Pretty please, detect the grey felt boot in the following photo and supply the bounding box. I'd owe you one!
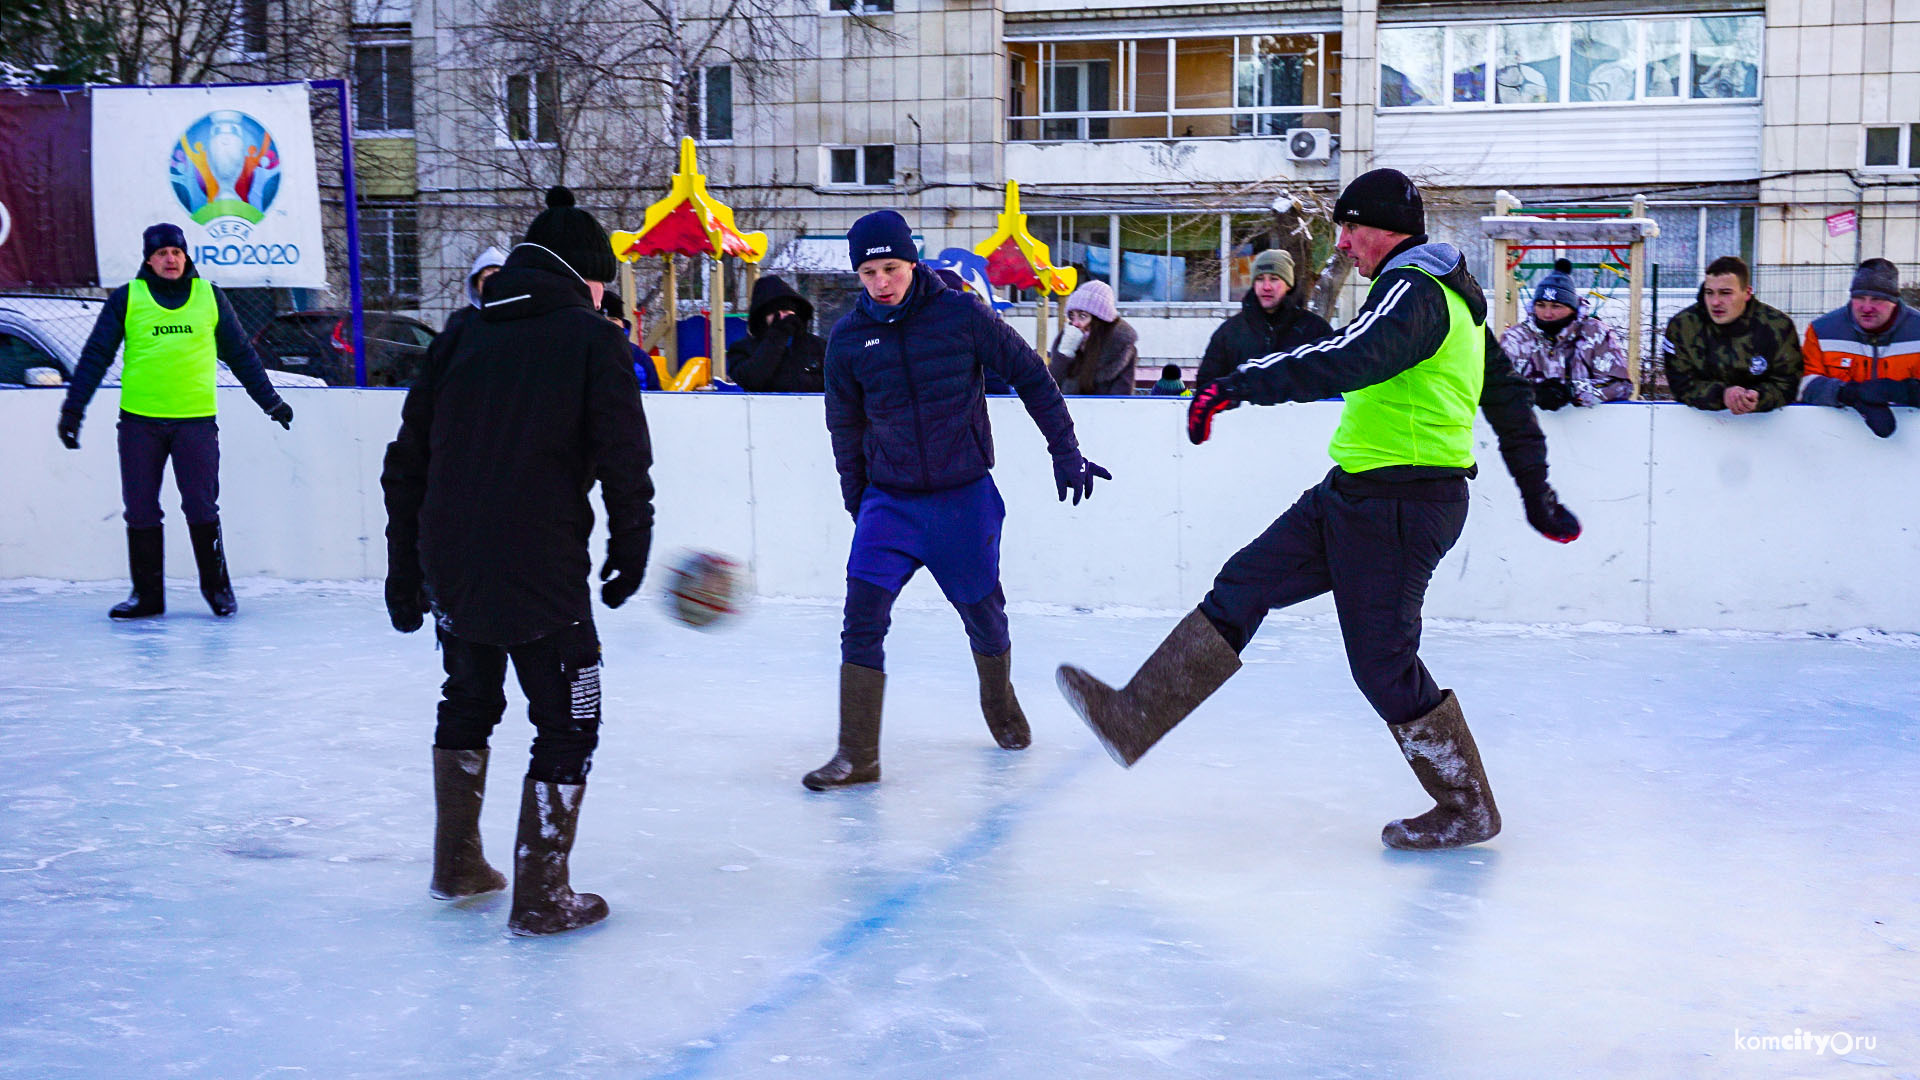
[429,748,508,900]
[1056,607,1243,767]
[973,649,1030,750]
[508,776,608,935]
[1381,690,1501,850]
[803,663,885,790]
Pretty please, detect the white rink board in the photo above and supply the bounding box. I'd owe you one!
[2,388,1916,632]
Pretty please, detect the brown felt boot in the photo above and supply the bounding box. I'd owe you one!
[1381,690,1501,850]
[508,776,608,936]
[429,748,507,900]
[1055,607,1243,767]
[973,649,1030,750]
[802,663,885,790]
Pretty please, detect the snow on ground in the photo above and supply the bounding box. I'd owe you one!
[1,581,1915,1078]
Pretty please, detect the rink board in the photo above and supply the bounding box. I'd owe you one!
[2,388,1915,632]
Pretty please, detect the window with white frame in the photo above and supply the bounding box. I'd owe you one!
[353,36,413,133]
[822,145,894,187]
[1863,125,1920,171]
[826,0,892,13]
[1380,14,1760,108]
[1007,33,1339,142]
[234,0,269,55]
[688,65,732,142]
[1016,211,1317,304]
[503,70,560,145]
[360,202,420,305]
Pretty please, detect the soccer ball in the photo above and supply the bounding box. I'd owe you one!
[663,550,744,629]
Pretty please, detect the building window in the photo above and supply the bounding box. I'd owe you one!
[826,0,892,13]
[504,70,560,145]
[353,39,413,133]
[1007,34,1339,142]
[1381,13,1761,109]
[1016,210,1320,305]
[688,65,732,142]
[235,0,269,54]
[1864,125,1920,170]
[360,202,420,305]
[822,144,894,187]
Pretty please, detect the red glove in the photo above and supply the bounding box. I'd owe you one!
[1187,381,1240,445]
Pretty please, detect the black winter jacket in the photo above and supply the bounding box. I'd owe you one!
[726,274,826,392]
[381,244,655,646]
[824,266,1080,513]
[1195,289,1335,389]
[1220,237,1552,497]
[62,260,284,421]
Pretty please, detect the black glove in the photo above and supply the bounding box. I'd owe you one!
[56,409,81,450]
[268,401,294,430]
[385,573,430,633]
[1836,382,1897,438]
[1523,485,1582,544]
[1533,380,1571,411]
[773,311,805,337]
[1187,380,1240,445]
[598,530,650,609]
[1052,452,1112,505]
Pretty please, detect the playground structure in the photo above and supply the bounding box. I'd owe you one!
[1482,192,1660,398]
[974,181,1077,351]
[611,137,768,389]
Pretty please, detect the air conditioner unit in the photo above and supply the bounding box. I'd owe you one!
[1285,127,1332,161]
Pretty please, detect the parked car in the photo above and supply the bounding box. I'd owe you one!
[252,310,438,387]
[0,294,325,388]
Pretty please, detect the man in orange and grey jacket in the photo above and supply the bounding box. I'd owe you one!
[1798,258,1920,438]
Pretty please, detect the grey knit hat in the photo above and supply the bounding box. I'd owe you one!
[1850,258,1900,302]
[1251,249,1295,286]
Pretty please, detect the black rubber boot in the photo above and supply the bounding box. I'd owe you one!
[1056,607,1243,767]
[1382,690,1501,850]
[430,748,508,900]
[508,776,608,936]
[803,663,884,790]
[109,527,166,620]
[188,520,237,617]
[973,649,1030,750]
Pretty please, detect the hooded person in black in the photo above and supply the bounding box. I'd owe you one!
[381,186,654,936]
[725,274,826,392]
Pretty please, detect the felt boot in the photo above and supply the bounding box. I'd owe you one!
[1056,607,1242,766]
[1381,690,1501,850]
[430,748,508,900]
[973,649,1030,750]
[508,776,608,935]
[189,520,237,617]
[802,663,885,790]
[109,527,166,620]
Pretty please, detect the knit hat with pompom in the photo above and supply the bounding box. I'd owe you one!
[523,186,618,283]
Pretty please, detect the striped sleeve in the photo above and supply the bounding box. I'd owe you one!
[1224,271,1450,405]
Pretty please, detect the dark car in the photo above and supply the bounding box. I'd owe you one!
[253,310,438,387]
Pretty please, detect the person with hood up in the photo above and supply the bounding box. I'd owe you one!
[725,274,826,392]
[1059,169,1583,852]
[441,245,509,338]
[56,222,294,620]
[1047,279,1139,395]
[806,210,1110,791]
[381,186,654,936]
[1498,258,1632,409]
[1195,248,1334,389]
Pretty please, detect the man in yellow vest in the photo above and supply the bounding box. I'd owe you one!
[57,223,294,619]
[1058,170,1582,851]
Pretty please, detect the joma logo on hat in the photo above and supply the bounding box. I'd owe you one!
[865,246,893,255]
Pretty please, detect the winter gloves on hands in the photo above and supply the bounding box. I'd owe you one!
[1523,485,1582,544]
[1836,378,1917,438]
[1187,380,1240,445]
[56,409,81,450]
[268,401,294,430]
[598,530,650,609]
[386,570,431,633]
[1532,380,1572,411]
[1052,452,1112,505]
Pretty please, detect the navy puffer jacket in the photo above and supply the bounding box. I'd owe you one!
[824,266,1079,512]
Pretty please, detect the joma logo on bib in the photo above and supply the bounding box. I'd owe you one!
[150,323,196,337]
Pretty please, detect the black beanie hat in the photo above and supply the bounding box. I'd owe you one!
[1333,168,1425,235]
[1850,258,1900,302]
[847,210,917,269]
[523,186,618,284]
[143,223,188,259]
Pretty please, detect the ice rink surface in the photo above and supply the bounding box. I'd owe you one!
[2,581,1916,1079]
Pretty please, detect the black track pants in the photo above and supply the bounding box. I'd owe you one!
[1198,470,1467,726]
[433,620,602,784]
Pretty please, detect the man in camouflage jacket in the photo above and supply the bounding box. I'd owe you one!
[1662,255,1801,414]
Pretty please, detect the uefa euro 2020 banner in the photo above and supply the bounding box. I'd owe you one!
[91,84,327,289]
